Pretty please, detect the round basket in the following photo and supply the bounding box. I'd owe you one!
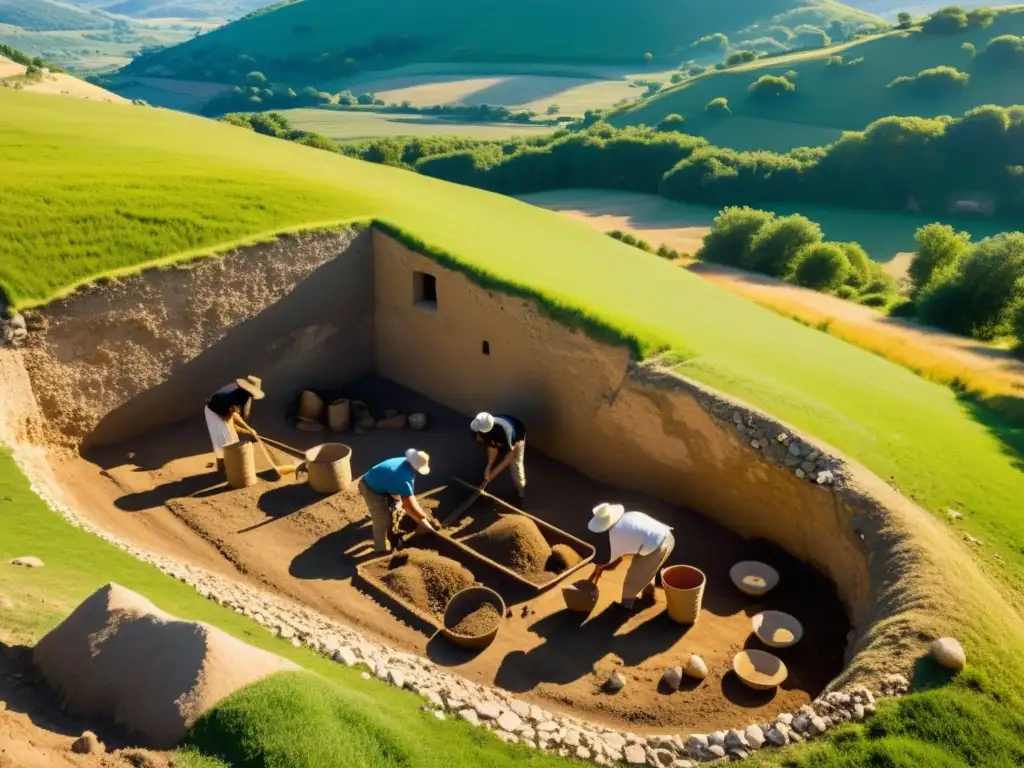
[661,565,706,625]
[223,441,257,489]
[752,610,804,649]
[733,649,788,691]
[729,561,780,597]
[305,443,353,494]
[561,579,599,613]
[441,586,505,650]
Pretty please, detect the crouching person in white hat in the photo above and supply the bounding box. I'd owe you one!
[358,449,438,554]
[204,375,265,475]
[588,503,675,610]
[470,411,527,499]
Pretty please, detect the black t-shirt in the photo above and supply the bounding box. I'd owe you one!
[474,414,525,452]
[207,385,252,418]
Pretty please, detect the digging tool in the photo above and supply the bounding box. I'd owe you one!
[232,416,301,480]
[253,433,306,460]
[441,477,489,529]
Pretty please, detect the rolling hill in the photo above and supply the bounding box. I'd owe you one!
[0,0,110,31]
[611,6,1024,151]
[122,0,883,84]
[82,0,271,20]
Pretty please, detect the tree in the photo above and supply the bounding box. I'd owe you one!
[1013,299,1024,349]
[657,114,686,132]
[546,104,560,115]
[967,7,998,29]
[838,242,872,287]
[725,50,758,67]
[696,207,775,268]
[749,214,823,277]
[670,73,683,84]
[245,71,267,86]
[897,12,913,29]
[980,35,1024,68]
[793,243,851,291]
[888,66,969,95]
[748,74,796,98]
[909,223,971,295]
[922,6,969,34]
[705,97,731,115]
[356,92,375,105]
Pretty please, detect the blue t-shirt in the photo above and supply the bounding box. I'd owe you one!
[364,457,416,497]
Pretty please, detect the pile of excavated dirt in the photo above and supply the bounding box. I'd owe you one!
[462,512,553,581]
[547,543,582,574]
[378,549,475,618]
[449,603,501,637]
[32,583,299,748]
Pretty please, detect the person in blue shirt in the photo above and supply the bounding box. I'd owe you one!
[358,449,437,554]
[470,412,527,499]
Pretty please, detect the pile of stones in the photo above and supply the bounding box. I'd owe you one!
[1,311,27,347]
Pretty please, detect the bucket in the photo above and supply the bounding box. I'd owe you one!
[661,564,706,625]
[223,441,257,489]
[441,586,505,650]
[305,443,353,494]
[298,390,325,422]
[327,399,351,433]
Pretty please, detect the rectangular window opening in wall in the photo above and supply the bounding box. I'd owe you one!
[413,271,438,310]
[482,341,490,355]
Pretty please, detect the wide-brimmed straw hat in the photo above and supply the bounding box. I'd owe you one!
[405,448,431,475]
[235,375,265,400]
[588,502,625,534]
[471,412,495,433]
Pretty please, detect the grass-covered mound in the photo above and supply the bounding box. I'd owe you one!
[123,0,880,84]
[0,0,109,32]
[612,7,1024,151]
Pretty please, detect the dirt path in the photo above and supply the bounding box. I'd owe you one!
[65,376,847,733]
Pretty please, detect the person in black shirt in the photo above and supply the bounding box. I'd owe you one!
[204,375,265,471]
[470,412,527,499]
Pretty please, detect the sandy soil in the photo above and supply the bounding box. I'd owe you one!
[0,58,127,104]
[0,642,173,768]
[63,376,847,733]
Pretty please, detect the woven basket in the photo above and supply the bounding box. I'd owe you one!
[305,443,352,494]
[223,441,257,489]
[327,399,351,433]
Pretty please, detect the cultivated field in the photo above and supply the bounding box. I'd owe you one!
[278,108,553,142]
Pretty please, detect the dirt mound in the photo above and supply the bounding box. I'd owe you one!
[547,543,582,573]
[32,583,299,748]
[464,513,552,577]
[449,603,501,636]
[380,549,475,617]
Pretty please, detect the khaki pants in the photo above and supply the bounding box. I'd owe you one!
[358,479,401,553]
[622,532,675,606]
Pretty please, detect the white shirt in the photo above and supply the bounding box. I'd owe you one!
[608,511,672,560]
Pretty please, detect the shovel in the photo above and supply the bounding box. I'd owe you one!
[233,416,301,480]
[440,477,489,529]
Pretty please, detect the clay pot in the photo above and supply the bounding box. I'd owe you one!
[661,565,706,625]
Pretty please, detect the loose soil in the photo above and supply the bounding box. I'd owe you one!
[43,376,848,732]
[462,511,553,582]
[548,544,581,573]
[374,549,475,618]
[449,604,501,637]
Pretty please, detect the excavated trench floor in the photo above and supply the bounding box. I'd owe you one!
[60,375,849,732]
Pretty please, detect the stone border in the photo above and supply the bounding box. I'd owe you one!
[5,433,906,766]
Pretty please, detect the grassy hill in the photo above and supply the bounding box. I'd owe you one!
[91,0,269,20]
[123,0,882,84]
[0,0,110,31]
[3,88,1024,767]
[612,6,1024,151]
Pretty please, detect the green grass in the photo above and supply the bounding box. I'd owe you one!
[277,108,553,142]
[0,0,108,32]
[613,9,1024,150]
[127,0,879,79]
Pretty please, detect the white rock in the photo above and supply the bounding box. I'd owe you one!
[510,700,531,718]
[432,710,446,720]
[808,716,827,736]
[684,655,708,680]
[852,703,865,721]
[647,747,674,768]
[9,556,44,568]
[707,745,726,759]
[536,720,559,733]
[673,761,696,768]
[564,729,581,747]
[816,470,834,485]
[458,709,480,725]
[685,734,708,753]
[624,744,647,765]
[795,468,807,480]
[424,690,443,708]
[518,726,536,741]
[709,731,726,747]
[744,725,765,749]
[497,711,521,732]
[495,730,518,743]
[388,669,405,689]
[947,509,963,521]
[476,701,501,720]
[776,713,793,726]
[604,733,627,750]
[333,647,357,666]
[661,667,683,691]
[931,637,967,671]
[360,672,371,680]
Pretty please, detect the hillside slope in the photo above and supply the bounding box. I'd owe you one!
[0,0,110,31]
[123,0,881,82]
[612,7,1024,151]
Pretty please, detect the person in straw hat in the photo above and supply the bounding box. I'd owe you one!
[204,375,265,474]
[358,449,438,554]
[470,411,527,499]
[588,503,675,610]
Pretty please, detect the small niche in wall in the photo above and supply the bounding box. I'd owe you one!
[413,271,437,310]
[482,340,490,355]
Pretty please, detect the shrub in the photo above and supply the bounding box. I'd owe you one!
[838,242,872,287]
[836,285,858,300]
[793,243,852,290]
[696,206,775,267]
[784,70,799,80]
[897,12,913,29]
[725,50,758,67]
[245,71,266,85]
[826,55,844,67]
[546,104,560,115]
[356,92,376,105]
[688,64,707,76]
[922,7,969,34]
[967,8,998,29]
[748,75,796,98]
[962,41,977,57]
[888,66,969,95]
[657,114,686,132]
[657,244,682,260]
[918,233,1024,339]
[670,73,683,84]
[749,214,823,278]
[692,33,729,51]
[828,55,865,69]
[644,52,654,63]
[859,292,892,308]
[1013,299,1024,347]
[909,223,971,295]
[980,35,1024,68]
[704,97,731,115]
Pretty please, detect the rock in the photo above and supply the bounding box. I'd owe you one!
[475,701,501,720]
[931,637,966,671]
[673,762,696,768]
[71,731,104,755]
[277,625,295,640]
[458,709,480,725]
[750,440,760,449]
[946,509,963,521]
[788,441,803,457]
[728,748,749,761]
[800,461,816,473]
[433,710,446,720]
[852,703,865,721]
[409,413,427,431]
[661,667,683,691]
[707,745,726,759]
[603,733,627,750]
[510,699,531,719]
[808,716,828,736]
[964,535,982,547]
[776,713,793,726]
[724,730,748,750]
[333,647,357,667]
[360,672,371,680]
[684,655,708,680]
[497,711,521,732]
[9,313,25,330]
[563,729,581,747]
[792,715,810,734]
[648,747,674,768]
[766,727,789,747]
[495,730,518,744]
[604,671,626,693]
[816,470,835,485]
[424,689,444,709]
[709,731,726,747]
[685,734,708,754]
[536,720,559,733]
[576,746,592,761]
[388,669,405,689]
[9,556,44,568]
[795,468,807,480]
[744,725,765,749]
[624,744,648,765]
[733,412,743,425]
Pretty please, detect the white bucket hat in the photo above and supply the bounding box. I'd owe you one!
[404,448,431,475]
[588,502,625,534]
[471,412,495,433]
